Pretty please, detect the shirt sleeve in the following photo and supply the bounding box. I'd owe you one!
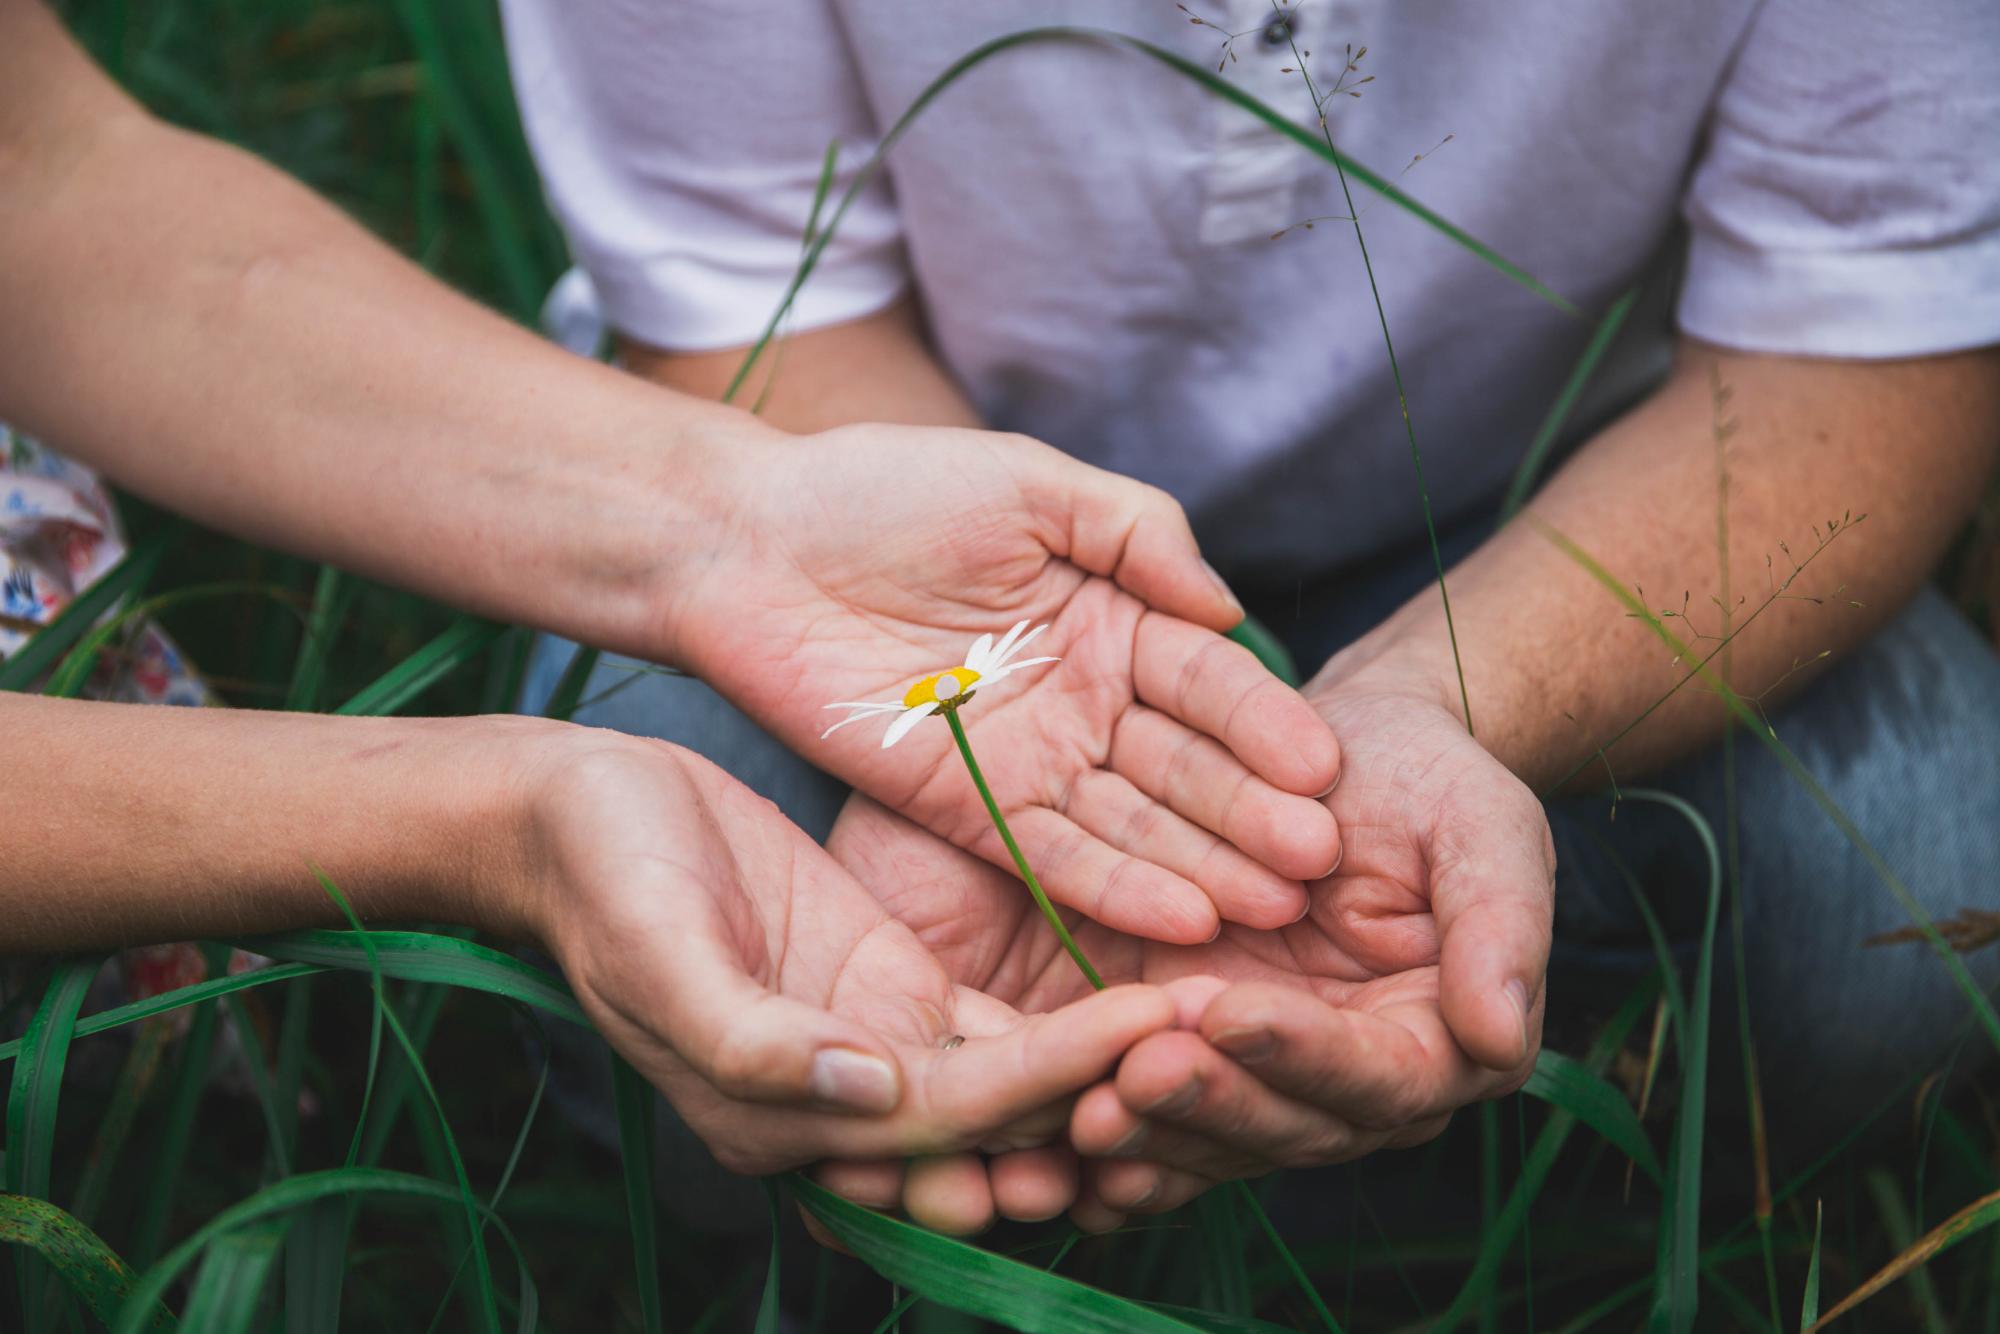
[498,0,909,351]
[1676,0,2000,358]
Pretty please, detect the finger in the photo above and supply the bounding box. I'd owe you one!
[1198,980,1503,1128]
[798,1204,851,1255]
[1069,1191,1128,1235]
[1109,703,1339,884]
[1112,1031,1371,1169]
[1000,807,1219,943]
[904,1154,996,1236]
[1045,453,1243,633]
[1085,1158,1225,1215]
[1131,614,1342,798]
[1071,1082,1273,1181]
[629,938,904,1113]
[1063,768,1308,928]
[911,984,1179,1149]
[1429,783,1556,1071]
[989,1145,1080,1222]
[813,1158,904,1211]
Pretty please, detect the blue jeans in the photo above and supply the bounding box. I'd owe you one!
[523,557,2000,1172]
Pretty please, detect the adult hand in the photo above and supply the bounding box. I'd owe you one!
[663,424,1342,944]
[515,728,1180,1178]
[812,671,1552,1230]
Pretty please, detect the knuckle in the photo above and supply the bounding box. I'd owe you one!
[707,1027,772,1098]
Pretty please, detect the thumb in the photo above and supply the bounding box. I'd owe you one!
[1021,442,1243,632]
[1430,780,1556,1071]
[637,914,906,1115]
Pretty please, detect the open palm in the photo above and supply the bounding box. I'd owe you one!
[818,682,1554,1222]
[525,733,1179,1177]
[672,424,1342,942]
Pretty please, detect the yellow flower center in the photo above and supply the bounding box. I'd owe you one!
[904,667,982,709]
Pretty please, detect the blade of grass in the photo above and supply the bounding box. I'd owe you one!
[756,1179,782,1334]
[612,1055,663,1334]
[272,977,313,1175]
[423,1029,550,1333]
[539,642,600,722]
[232,929,587,1029]
[1801,1201,1823,1330]
[333,615,504,717]
[45,580,298,699]
[1630,791,1722,1334]
[1854,1168,1950,1334]
[285,565,355,711]
[217,993,293,1181]
[69,1017,173,1228]
[6,958,103,1333]
[791,1174,1208,1333]
[0,522,181,692]
[1520,1049,1662,1184]
[1195,1190,1251,1317]
[113,1168,537,1334]
[726,24,1570,403]
[1498,286,1640,521]
[0,965,324,1065]
[130,979,225,1269]
[385,0,550,319]
[180,1224,286,1334]
[283,1199,349,1334]
[1225,615,1299,687]
[0,1194,174,1332]
[1435,968,1662,1331]
[314,877,500,1334]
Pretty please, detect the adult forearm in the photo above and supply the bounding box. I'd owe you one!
[620,298,983,432]
[1320,338,2000,791]
[0,694,559,953]
[0,6,764,663]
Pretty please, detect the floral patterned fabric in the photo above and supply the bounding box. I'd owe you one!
[1,424,209,706]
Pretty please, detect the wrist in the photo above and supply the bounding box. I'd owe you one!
[381,714,580,944]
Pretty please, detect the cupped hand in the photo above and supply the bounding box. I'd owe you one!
[813,674,1553,1231]
[516,728,1179,1178]
[667,424,1342,944]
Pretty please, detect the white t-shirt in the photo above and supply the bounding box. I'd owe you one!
[500,0,2000,583]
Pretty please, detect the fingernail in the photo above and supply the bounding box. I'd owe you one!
[1201,559,1244,617]
[810,1049,899,1113]
[1212,1026,1278,1065]
[1143,1076,1204,1117]
[1109,1123,1149,1156]
[1128,1179,1161,1209]
[1288,896,1313,926]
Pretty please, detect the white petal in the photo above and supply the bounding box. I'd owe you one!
[992,622,1048,669]
[989,619,1032,665]
[987,655,1060,683]
[963,633,995,674]
[823,700,900,712]
[819,701,899,739]
[881,701,938,748]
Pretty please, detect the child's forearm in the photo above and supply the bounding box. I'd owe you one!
[0,693,559,953]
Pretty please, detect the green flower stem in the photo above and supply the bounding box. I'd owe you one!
[942,707,1105,992]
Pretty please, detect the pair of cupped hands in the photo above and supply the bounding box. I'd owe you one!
[512,422,1555,1236]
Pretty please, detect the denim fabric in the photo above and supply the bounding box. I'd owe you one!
[523,549,2000,1177]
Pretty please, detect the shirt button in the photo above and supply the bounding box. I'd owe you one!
[1261,10,1299,47]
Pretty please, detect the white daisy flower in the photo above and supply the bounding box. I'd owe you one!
[821,620,1060,748]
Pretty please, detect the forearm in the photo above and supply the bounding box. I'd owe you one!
[1321,338,2000,791]
[0,4,767,663]
[0,694,560,952]
[620,297,983,431]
